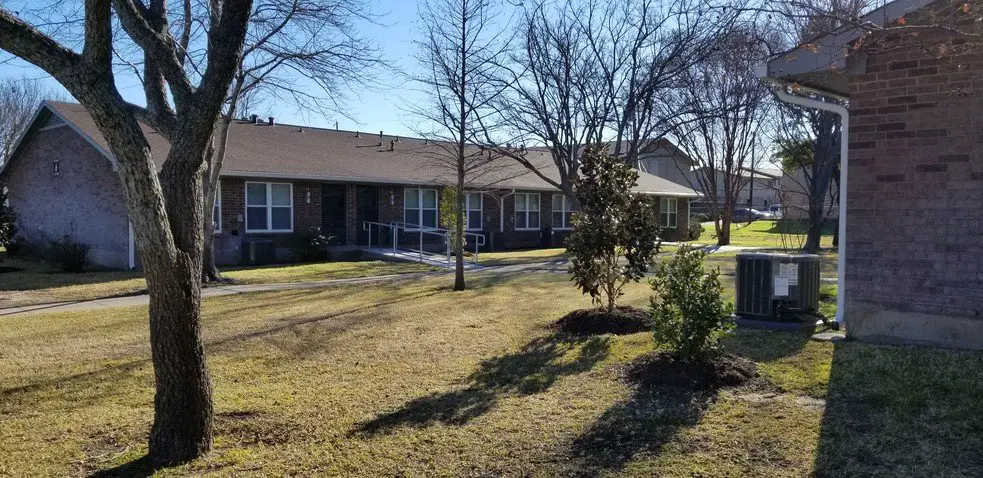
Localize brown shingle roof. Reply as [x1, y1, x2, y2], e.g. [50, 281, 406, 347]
[44, 101, 700, 197]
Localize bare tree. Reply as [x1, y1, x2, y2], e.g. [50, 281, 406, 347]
[0, 77, 64, 164]
[593, 0, 734, 167]
[0, 0, 252, 466]
[488, 0, 733, 205]
[413, 0, 510, 291]
[672, 26, 773, 246]
[200, 0, 386, 282]
[767, 0, 864, 253]
[487, 1, 603, 205]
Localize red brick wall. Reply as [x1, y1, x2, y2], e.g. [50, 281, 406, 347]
[215, 177, 324, 263]
[4, 124, 130, 269]
[846, 35, 983, 348]
[214, 179, 691, 260]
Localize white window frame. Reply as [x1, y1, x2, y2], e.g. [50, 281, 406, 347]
[404, 188, 439, 230]
[465, 192, 483, 231]
[213, 181, 221, 233]
[245, 181, 294, 233]
[514, 192, 540, 231]
[551, 193, 574, 230]
[660, 197, 678, 229]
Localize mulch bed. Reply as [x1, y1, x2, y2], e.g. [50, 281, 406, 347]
[625, 351, 758, 389]
[552, 306, 653, 336]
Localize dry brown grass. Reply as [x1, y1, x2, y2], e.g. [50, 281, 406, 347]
[1, 271, 980, 477]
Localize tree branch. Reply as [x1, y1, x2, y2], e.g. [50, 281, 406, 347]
[0, 8, 82, 83]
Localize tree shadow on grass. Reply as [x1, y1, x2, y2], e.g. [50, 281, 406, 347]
[352, 334, 611, 435]
[813, 342, 983, 477]
[88, 454, 155, 477]
[571, 382, 718, 474]
[722, 328, 813, 361]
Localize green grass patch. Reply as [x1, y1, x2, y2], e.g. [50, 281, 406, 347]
[704, 220, 836, 249]
[1, 272, 980, 476]
[476, 247, 568, 266]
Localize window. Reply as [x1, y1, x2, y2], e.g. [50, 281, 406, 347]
[514, 192, 540, 230]
[465, 192, 483, 230]
[552, 193, 574, 229]
[660, 197, 677, 229]
[405, 188, 438, 229]
[213, 181, 221, 233]
[245, 182, 293, 232]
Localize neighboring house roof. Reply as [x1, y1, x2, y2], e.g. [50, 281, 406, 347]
[759, 0, 935, 96]
[5, 101, 700, 198]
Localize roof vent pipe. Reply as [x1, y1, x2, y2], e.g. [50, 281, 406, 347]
[268, 117, 275, 126]
[250, 114, 258, 124]
[334, 121, 339, 130]
[389, 139, 396, 151]
[378, 130, 383, 146]
[355, 131, 360, 138]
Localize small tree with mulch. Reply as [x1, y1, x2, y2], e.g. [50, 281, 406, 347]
[632, 247, 754, 389]
[567, 146, 661, 314]
[650, 247, 734, 360]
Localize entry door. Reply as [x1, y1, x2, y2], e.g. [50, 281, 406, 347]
[356, 186, 380, 245]
[321, 184, 346, 245]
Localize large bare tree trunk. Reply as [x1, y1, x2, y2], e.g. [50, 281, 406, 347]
[84, 94, 214, 465]
[148, 159, 210, 463]
[0, 0, 252, 466]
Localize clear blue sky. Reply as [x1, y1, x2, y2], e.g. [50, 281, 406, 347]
[0, 0, 429, 137]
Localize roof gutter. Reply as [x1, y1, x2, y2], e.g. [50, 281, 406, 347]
[760, 74, 849, 331]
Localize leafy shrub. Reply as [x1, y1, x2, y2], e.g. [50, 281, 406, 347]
[650, 247, 733, 359]
[0, 184, 17, 260]
[5, 237, 25, 256]
[686, 221, 703, 241]
[290, 227, 334, 262]
[568, 146, 661, 313]
[51, 236, 90, 272]
[692, 212, 715, 223]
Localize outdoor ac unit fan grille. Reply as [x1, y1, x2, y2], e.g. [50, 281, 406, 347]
[735, 253, 822, 320]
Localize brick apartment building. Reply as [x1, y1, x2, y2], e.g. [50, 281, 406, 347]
[763, 0, 983, 348]
[1, 101, 698, 269]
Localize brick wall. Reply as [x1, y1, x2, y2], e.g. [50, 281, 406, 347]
[653, 196, 691, 242]
[215, 177, 324, 264]
[846, 34, 983, 348]
[4, 125, 130, 269]
[213, 179, 692, 262]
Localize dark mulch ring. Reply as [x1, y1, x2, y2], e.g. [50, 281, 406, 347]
[0, 266, 24, 273]
[625, 351, 758, 389]
[552, 306, 653, 336]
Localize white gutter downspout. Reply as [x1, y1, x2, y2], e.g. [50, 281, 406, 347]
[765, 81, 849, 330]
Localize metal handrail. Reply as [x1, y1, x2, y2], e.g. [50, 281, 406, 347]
[362, 220, 485, 265]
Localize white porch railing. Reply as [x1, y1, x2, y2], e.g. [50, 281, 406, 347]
[362, 221, 486, 265]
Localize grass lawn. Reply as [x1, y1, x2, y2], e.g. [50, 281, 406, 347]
[703, 219, 836, 249]
[2, 272, 981, 477]
[475, 247, 568, 266]
[0, 256, 436, 309]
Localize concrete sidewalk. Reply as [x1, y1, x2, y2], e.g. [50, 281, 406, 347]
[0, 260, 573, 318]
[0, 271, 445, 318]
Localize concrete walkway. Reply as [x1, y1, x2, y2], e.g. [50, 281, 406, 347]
[0, 260, 572, 318]
[0, 271, 446, 318]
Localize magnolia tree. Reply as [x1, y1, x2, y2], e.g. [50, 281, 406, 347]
[568, 146, 661, 313]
